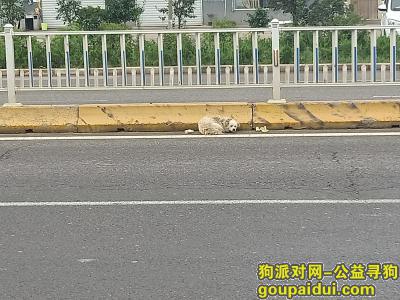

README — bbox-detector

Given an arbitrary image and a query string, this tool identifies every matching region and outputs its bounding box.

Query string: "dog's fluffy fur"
[198,116,240,135]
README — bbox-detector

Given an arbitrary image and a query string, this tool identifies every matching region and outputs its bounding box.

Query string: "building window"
[234,0,267,10]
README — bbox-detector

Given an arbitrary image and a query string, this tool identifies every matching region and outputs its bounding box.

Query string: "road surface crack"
[0,149,12,161]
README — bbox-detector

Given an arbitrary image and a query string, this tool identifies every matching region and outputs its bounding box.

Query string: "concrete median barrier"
[253,101,400,130]
[1,101,400,134]
[0,105,78,133]
[77,103,253,132]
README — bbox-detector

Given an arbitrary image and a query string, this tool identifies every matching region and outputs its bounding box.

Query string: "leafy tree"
[159,0,196,29]
[77,6,107,30]
[0,0,24,26]
[267,0,308,26]
[105,0,143,24]
[56,0,82,25]
[246,8,271,28]
[307,0,361,26]
[332,8,362,26]
[268,0,362,26]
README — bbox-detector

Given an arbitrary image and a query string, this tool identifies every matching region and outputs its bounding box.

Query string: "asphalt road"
[0,132,399,299]
[0,85,399,105]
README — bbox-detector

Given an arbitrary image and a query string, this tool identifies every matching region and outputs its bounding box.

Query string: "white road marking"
[0,132,400,141]
[23,100,111,104]
[373,96,399,99]
[8,82,400,91]
[78,259,97,263]
[0,199,399,207]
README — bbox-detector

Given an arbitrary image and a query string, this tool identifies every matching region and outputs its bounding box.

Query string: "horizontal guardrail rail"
[1,19,400,104]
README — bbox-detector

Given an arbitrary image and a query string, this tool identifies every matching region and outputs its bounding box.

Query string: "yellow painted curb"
[0,105,78,133]
[77,103,253,132]
[1,101,400,134]
[253,101,400,130]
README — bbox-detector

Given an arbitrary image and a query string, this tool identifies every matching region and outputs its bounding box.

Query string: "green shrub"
[239,35,252,65]
[220,32,234,65]
[0,37,5,69]
[299,31,313,64]
[182,34,196,65]
[258,37,272,64]
[162,33,196,66]
[212,19,237,28]
[32,38,47,68]
[377,35,390,63]
[56,0,82,25]
[319,31,332,64]
[77,6,107,31]
[200,33,215,65]
[105,0,143,24]
[246,8,270,28]
[280,32,294,64]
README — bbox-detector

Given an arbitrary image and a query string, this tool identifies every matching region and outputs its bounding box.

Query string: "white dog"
[198,116,240,135]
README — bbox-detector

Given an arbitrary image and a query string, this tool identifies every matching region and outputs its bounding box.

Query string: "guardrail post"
[27,36,34,87]
[64,35,71,87]
[370,29,377,82]
[332,30,339,83]
[101,35,108,87]
[233,32,240,84]
[83,35,90,87]
[158,33,164,86]
[139,34,146,86]
[4,24,20,106]
[214,32,221,85]
[120,34,127,86]
[195,33,202,85]
[294,31,300,83]
[177,33,183,85]
[271,19,281,100]
[313,30,319,83]
[390,29,396,82]
[351,29,358,82]
[46,35,53,87]
[252,32,259,84]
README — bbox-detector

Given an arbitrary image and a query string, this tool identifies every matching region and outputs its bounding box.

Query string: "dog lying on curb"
[198,116,240,135]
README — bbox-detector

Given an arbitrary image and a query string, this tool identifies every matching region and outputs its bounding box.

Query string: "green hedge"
[1,30,399,69]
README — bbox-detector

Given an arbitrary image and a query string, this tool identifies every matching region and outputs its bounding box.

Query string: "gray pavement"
[0,85,400,105]
[0,133,399,299]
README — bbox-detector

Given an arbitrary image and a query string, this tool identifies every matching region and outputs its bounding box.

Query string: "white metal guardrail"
[1,19,400,104]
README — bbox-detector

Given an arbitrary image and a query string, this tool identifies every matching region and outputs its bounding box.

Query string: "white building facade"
[139,0,203,27]
[41,0,105,29]
[41,0,202,29]
[5,0,203,30]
